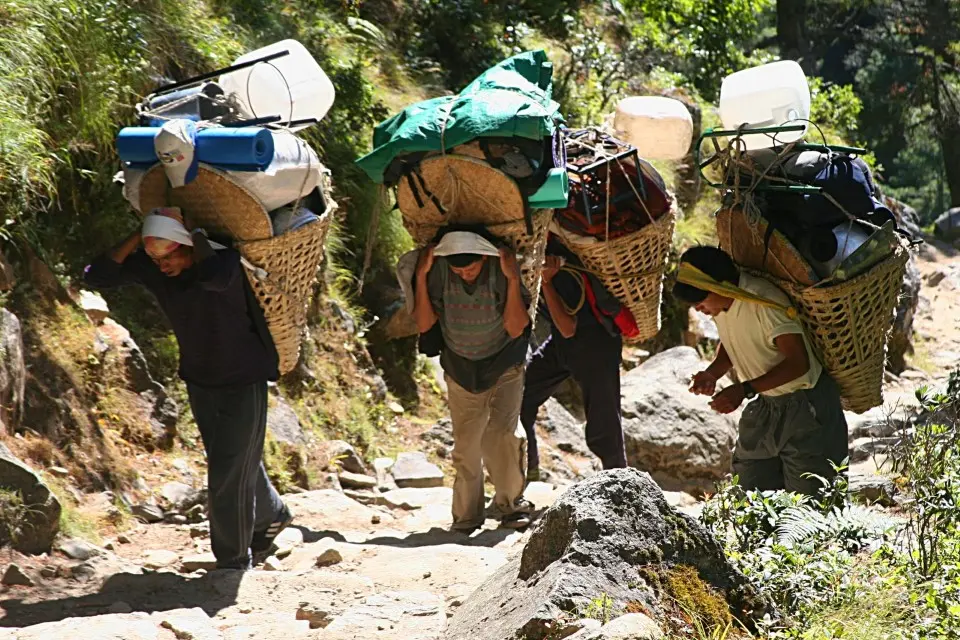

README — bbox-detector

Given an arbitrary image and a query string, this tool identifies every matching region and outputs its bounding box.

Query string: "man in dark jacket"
[84,209,291,570]
[520,240,628,478]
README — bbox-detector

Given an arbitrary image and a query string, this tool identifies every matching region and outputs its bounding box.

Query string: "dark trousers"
[520,328,627,470]
[187,381,284,569]
[733,373,849,496]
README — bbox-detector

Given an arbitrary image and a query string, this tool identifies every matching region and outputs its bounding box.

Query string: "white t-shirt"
[713,273,822,397]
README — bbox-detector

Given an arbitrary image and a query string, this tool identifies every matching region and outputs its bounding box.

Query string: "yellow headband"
[677,262,799,320]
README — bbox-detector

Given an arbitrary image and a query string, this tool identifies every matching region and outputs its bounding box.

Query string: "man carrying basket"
[673,246,849,496]
[412,227,534,530]
[84,208,293,570]
[519,239,631,480]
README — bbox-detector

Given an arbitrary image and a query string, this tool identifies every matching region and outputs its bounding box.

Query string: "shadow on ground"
[0,569,243,629]
[295,524,518,548]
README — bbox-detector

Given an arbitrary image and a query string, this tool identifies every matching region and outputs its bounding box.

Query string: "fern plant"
[775,504,900,549]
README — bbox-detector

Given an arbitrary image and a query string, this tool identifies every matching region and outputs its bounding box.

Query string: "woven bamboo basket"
[137,163,335,375]
[138,164,274,241]
[554,199,678,342]
[718,206,909,413]
[239,205,334,375]
[396,154,525,226]
[769,248,908,414]
[716,207,819,286]
[397,154,549,318]
[403,209,553,319]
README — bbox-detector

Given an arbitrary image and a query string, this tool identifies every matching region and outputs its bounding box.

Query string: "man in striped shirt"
[413,229,533,530]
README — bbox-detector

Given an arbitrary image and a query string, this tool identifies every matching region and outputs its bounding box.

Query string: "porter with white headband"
[84,206,293,569]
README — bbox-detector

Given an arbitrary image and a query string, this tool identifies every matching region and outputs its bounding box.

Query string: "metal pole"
[153,50,291,96]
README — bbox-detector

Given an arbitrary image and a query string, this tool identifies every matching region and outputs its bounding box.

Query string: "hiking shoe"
[251,504,294,555]
[500,511,531,529]
[513,498,534,514]
[451,518,484,533]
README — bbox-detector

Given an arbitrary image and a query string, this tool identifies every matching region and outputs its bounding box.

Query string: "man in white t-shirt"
[673,246,848,496]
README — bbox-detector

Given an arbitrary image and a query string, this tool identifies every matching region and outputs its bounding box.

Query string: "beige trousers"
[446,364,528,527]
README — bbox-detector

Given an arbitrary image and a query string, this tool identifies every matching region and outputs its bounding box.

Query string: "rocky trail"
[0,237,956,639]
[0,439,705,639]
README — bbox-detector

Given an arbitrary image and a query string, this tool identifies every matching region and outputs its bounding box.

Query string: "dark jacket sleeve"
[83,252,156,290]
[197,249,241,292]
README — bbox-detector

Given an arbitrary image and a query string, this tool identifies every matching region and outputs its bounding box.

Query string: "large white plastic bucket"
[719,60,810,150]
[219,39,335,131]
[613,96,693,160]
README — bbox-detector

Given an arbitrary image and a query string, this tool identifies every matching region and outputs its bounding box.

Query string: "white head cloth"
[433,231,500,257]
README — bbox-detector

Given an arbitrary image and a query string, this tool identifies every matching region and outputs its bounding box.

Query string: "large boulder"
[0,309,25,433]
[540,399,591,459]
[0,443,61,553]
[267,395,306,445]
[620,347,737,493]
[446,469,767,640]
[934,207,960,241]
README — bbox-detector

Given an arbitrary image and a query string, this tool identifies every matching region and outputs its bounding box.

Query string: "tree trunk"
[939,117,960,208]
[674,99,703,213]
[777,0,812,72]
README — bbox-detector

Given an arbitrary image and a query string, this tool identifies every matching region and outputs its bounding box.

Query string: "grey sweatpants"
[733,373,849,496]
[187,381,284,569]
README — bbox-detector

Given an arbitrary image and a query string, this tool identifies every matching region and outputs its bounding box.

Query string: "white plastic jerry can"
[718,60,811,150]
[613,96,694,161]
[219,39,336,131]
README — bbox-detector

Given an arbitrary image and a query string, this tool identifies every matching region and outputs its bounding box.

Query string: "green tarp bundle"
[356,50,564,184]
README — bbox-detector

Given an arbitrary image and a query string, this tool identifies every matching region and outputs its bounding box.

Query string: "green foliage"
[664,565,733,633]
[0,488,31,547]
[808,79,863,145]
[580,592,616,624]
[840,0,960,215]
[553,16,626,127]
[701,471,899,633]
[0,0,243,257]
[624,0,776,102]
[885,372,960,638]
[702,374,960,638]
[262,431,297,494]
[403,0,510,88]
[890,371,960,579]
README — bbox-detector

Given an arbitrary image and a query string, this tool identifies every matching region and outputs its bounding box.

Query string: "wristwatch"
[741,381,757,400]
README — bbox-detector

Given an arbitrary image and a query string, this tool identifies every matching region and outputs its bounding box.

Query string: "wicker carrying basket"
[396,154,526,227]
[138,164,335,376]
[716,206,908,413]
[397,154,551,318]
[138,164,274,241]
[769,248,908,414]
[239,207,333,375]
[554,199,678,342]
[716,207,819,286]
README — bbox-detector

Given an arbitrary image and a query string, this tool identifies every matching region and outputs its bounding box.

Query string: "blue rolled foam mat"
[116,127,276,171]
[195,128,275,171]
[116,128,160,164]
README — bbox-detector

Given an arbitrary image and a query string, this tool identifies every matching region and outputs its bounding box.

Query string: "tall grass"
[0,0,243,258]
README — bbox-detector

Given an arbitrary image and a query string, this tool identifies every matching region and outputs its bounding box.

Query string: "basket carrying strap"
[677,262,800,320]
[406,168,448,216]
